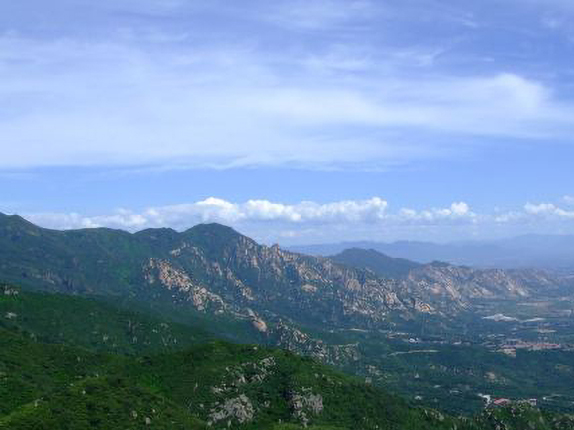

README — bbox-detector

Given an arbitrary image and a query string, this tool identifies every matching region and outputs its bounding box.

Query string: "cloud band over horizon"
[13,196,573,245]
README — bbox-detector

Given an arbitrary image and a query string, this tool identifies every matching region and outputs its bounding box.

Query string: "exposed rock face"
[144,258,226,312]
[289,388,324,427]
[144,226,423,330]
[397,263,556,312]
[140,225,566,331]
[1,286,19,296]
[331,248,566,314]
[271,321,360,366]
[251,318,268,333]
[205,355,278,427]
[208,394,255,427]
[301,284,318,293]
[247,309,268,333]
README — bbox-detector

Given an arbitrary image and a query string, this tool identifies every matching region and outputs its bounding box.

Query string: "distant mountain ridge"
[330,248,562,312]
[0,213,426,330]
[331,248,422,279]
[289,235,574,270]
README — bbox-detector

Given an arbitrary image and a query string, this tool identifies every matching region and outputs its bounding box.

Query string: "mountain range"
[0,213,568,333]
[289,235,574,271]
[331,248,567,311]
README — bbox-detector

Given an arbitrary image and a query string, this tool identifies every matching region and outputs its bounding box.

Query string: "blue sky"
[1,0,574,244]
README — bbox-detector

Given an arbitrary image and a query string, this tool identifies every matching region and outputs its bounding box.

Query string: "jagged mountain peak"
[0,214,565,332]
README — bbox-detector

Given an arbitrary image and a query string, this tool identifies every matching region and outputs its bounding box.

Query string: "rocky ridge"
[333,248,566,313]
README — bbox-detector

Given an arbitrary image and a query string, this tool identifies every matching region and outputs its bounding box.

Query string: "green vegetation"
[0,286,211,355]
[468,404,574,430]
[1,214,574,427]
[0,313,453,429]
[1,285,573,429]
[306,322,574,415]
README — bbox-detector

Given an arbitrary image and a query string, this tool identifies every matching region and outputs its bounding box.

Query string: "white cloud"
[524,202,574,219]
[26,197,390,230]
[563,195,574,206]
[397,202,475,223]
[21,197,481,234]
[16,197,574,243]
[0,31,573,171]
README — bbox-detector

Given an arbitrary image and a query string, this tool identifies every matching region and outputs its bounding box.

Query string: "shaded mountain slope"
[0,284,212,355]
[331,248,421,279]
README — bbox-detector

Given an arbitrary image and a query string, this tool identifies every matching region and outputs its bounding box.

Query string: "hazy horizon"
[4,211,574,248]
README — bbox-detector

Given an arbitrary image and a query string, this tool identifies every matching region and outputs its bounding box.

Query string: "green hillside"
[0,284,213,355]
[1,286,573,430]
[0,325,203,429]
[0,321,456,429]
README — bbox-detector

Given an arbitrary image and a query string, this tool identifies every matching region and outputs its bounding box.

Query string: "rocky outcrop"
[247,309,268,333]
[397,263,559,312]
[208,394,255,427]
[1,285,19,296]
[289,388,324,427]
[141,226,565,332]
[272,321,360,366]
[144,258,226,312]
[205,355,278,427]
[147,227,425,330]
[331,248,566,314]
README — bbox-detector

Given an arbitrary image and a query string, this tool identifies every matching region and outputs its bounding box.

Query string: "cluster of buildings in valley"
[480,329,574,356]
[496,339,563,356]
[378,321,574,357]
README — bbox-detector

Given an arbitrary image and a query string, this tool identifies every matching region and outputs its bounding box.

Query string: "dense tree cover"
[0,326,455,429]
[1,286,573,430]
[0,287,213,355]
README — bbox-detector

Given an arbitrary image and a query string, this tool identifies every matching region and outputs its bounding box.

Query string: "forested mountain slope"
[1,286,572,430]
